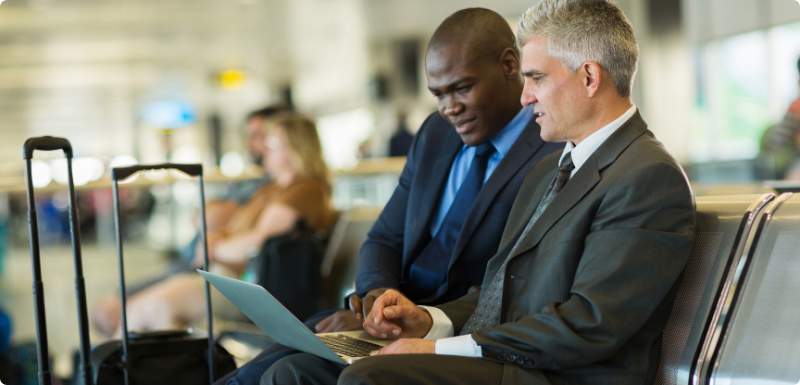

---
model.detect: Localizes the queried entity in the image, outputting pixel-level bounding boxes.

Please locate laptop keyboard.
[319,334,384,358]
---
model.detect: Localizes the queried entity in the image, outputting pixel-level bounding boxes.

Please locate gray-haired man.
[262,1,695,384]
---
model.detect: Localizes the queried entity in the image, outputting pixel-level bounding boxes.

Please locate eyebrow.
[521,70,545,77]
[427,77,474,93]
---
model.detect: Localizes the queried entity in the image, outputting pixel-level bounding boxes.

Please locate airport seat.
[653,193,775,385]
[698,193,800,384]
[319,208,381,310]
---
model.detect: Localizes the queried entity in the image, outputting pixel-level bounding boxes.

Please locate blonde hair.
[516,0,639,97]
[263,112,331,191]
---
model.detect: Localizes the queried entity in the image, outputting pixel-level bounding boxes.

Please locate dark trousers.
[214,310,337,385]
[260,352,511,385]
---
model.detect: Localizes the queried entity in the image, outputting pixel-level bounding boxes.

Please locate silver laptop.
[197,270,393,364]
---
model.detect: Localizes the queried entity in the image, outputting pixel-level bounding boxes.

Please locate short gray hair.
[516,0,639,97]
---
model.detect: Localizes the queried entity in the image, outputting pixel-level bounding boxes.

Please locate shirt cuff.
[419,306,453,341]
[434,334,483,357]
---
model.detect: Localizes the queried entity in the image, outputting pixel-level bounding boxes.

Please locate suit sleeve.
[348,116,432,305]
[468,161,695,370]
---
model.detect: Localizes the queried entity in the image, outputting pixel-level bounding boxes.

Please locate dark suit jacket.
[354,111,563,306]
[438,111,696,385]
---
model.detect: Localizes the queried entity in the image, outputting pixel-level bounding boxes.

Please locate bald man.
[214,8,561,385]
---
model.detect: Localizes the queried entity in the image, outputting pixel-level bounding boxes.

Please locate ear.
[498,48,520,79]
[581,61,602,98]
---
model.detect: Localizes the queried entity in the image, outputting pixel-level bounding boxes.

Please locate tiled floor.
[0,244,170,378]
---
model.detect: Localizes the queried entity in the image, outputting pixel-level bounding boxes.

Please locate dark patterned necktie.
[460,152,575,335]
[406,141,497,299]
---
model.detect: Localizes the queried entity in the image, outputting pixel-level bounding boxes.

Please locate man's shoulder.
[617,130,684,172]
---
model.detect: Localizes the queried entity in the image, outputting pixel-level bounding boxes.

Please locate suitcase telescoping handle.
[23,136,94,385]
[111,163,217,385]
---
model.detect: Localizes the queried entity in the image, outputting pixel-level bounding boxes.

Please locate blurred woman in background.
[92,112,336,335]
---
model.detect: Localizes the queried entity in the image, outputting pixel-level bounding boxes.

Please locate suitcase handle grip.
[111,163,203,181]
[23,136,73,159]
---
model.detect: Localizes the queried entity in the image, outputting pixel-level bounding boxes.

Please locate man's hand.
[348,288,391,320]
[314,310,364,333]
[363,290,432,339]
[370,338,435,356]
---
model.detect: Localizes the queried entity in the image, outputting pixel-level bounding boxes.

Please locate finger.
[314,314,334,332]
[370,295,389,325]
[362,295,376,321]
[363,320,388,339]
[348,296,363,319]
[372,317,401,336]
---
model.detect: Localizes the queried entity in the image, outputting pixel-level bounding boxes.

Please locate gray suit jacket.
[438,111,696,385]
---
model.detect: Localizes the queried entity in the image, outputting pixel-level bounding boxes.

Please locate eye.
[457,85,473,94]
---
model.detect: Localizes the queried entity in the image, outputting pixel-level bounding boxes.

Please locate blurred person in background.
[92,112,336,335]
[760,57,800,179]
[215,7,562,385]
[204,105,291,231]
[388,112,414,157]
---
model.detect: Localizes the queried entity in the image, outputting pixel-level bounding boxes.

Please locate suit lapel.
[510,159,600,257]
[408,127,463,257]
[508,111,649,259]
[447,119,547,268]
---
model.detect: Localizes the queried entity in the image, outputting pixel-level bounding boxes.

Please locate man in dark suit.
[216,8,561,385]
[260,0,696,384]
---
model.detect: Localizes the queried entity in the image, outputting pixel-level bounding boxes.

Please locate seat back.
[707,193,800,384]
[654,193,775,385]
[319,208,381,309]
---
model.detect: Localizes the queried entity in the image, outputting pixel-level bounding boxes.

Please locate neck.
[572,98,633,146]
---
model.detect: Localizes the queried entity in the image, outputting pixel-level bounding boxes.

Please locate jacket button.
[508,354,517,362]
[498,353,507,360]
[524,359,533,366]
[516,356,525,364]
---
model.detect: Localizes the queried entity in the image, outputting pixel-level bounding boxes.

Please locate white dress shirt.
[426,104,638,358]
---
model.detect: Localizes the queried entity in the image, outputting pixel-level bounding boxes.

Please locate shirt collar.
[488,105,533,157]
[559,104,637,173]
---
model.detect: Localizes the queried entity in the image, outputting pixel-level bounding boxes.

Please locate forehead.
[520,36,560,72]
[425,44,486,87]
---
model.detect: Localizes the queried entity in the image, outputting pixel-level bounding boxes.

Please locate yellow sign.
[218,70,247,90]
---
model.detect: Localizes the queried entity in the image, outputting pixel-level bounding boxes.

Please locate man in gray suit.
[261,0,696,384]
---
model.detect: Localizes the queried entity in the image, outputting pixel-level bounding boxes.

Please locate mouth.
[534,112,545,122]
[452,117,477,134]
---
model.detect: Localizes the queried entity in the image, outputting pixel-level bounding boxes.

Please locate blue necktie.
[406,141,497,298]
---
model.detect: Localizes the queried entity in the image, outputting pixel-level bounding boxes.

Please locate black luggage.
[245,220,326,321]
[23,136,95,385]
[90,163,235,385]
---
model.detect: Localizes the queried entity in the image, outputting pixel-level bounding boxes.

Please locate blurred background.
[0,0,799,382]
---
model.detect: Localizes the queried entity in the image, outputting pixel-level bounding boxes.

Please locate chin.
[458,133,481,147]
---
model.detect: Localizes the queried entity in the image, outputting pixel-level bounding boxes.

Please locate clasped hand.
[314,289,436,355]
[362,290,436,355]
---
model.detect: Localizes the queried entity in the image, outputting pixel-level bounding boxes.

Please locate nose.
[520,82,538,107]
[440,96,464,117]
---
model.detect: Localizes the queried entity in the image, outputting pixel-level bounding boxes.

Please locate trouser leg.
[216,309,338,385]
[339,354,505,385]
[261,353,345,385]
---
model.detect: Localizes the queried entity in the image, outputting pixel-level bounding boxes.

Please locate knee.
[339,358,387,385]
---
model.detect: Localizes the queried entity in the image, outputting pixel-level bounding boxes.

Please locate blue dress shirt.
[429,105,534,235]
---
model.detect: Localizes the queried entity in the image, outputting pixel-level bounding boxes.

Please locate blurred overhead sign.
[217,69,247,90]
[141,100,196,130]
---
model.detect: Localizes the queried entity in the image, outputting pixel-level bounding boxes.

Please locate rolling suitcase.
[90,163,235,385]
[22,136,95,385]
